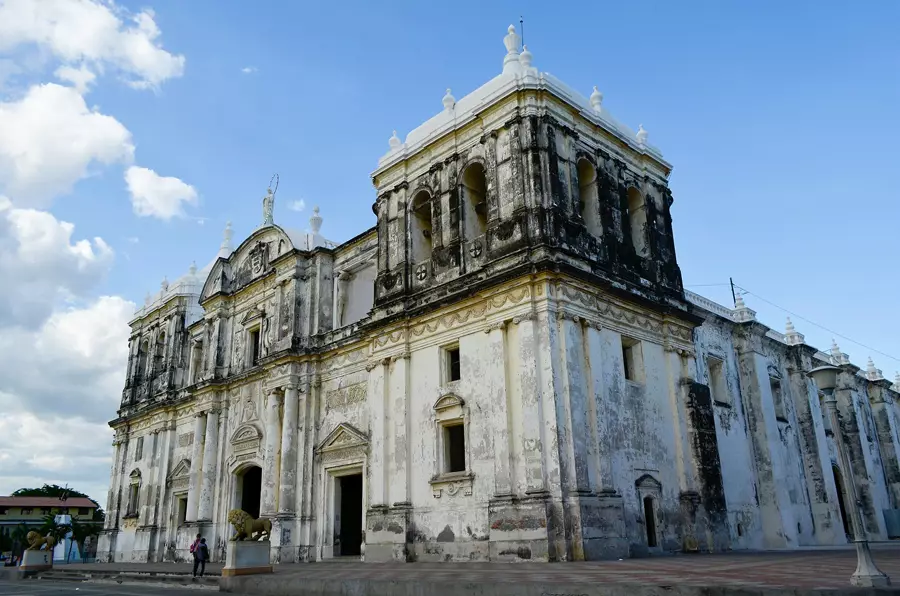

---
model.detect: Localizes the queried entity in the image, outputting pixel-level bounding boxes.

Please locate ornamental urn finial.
[520,45,533,69]
[189,261,197,276]
[309,206,322,233]
[389,130,401,150]
[160,276,169,292]
[442,88,455,111]
[590,86,603,113]
[502,25,522,74]
[636,124,649,147]
[221,221,233,251]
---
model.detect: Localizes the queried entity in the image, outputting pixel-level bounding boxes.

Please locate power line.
[731,283,900,367]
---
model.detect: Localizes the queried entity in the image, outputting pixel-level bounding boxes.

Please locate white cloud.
[0,0,185,90]
[0,204,131,502]
[125,165,198,220]
[241,66,257,74]
[0,197,115,327]
[127,236,139,244]
[0,83,134,207]
[54,63,97,93]
[288,199,306,212]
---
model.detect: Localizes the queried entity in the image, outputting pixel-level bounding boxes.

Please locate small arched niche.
[410,190,433,264]
[154,330,166,372]
[461,163,487,240]
[577,158,602,238]
[626,187,649,258]
[136,339,149,381]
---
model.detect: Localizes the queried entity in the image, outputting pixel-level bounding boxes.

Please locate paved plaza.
[38,544,900,593]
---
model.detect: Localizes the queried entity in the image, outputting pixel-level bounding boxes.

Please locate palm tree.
[39,514,71,554]
[66,519,99,563]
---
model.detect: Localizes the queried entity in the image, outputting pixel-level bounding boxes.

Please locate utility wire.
[730,283,900,367]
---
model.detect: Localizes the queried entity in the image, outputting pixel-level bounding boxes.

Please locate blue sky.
[0,0,897,500]
[112,0,899,367]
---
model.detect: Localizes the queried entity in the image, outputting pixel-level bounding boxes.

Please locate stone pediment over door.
[231,423,262,455]
[167,459,191,491]
[315,422,368,465]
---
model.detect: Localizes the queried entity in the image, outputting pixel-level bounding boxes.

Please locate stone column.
[186,412,207,522]
[389,353,411,507]
[486,322,513,497]
[513,313,545,494]
[198,407,220,520]
[279,383,300,513]
[105,439,124,530]
[261,389,283,515]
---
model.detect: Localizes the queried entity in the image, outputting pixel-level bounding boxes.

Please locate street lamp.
[807,364,890,588]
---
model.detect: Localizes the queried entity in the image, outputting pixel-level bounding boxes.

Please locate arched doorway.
[235,465,262,519]
[832,465,852,540]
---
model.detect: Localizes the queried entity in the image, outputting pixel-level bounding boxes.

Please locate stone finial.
[784,317,805,346]
[144,291,151,305]
[389,130,401,150]
[221,221,233,252]
[502,24,522,74]
[590,86,603,113]
[309,206,322,233]
[866,357,884,382]
[893,372,900,392]
[160,276,169,292]
[830,339,842,364]
[731,293,756,323]
[189,261,197,276]
[442,88,456,111]
[520,45,533,69]
[636,124,649,147]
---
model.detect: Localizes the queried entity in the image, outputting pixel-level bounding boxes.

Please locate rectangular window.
[135,436,144,460]
[444,424,466,473]
[128,484,140,515]
[249,328,261,365]
[22,508,33,515]
[0,507,7,515]
[41,507,51,514]
[176,496,188,525]
[771,379,787,422]
[78,507,89,516]
[708,356,730,406]
[444,345,461,383]
[59,507,69,514]
[621,336,644,383]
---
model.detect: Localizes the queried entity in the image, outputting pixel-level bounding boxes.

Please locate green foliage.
[39,513,71,544]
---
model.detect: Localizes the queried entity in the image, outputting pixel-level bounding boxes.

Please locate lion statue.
[26,531,56,551]
[227,509,271,542]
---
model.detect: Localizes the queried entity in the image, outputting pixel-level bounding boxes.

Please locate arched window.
[136,340,149,382]
[626,187,649,257]
[127,470,142,517]
[154,331,166,374]
[461,163,487,239]
[410,191,433,264]
[577,159,602,238]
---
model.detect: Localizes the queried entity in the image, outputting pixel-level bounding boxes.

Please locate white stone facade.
[98,26,900,564]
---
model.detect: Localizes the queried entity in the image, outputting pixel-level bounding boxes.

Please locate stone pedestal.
[488,494,551,562]
[365,505,411,562]
[19,549,53,574]
[222,540,273,576]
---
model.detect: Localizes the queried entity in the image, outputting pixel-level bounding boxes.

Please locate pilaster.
[198,406,220,520]
[186,413,206,522]
[261,389,283,516]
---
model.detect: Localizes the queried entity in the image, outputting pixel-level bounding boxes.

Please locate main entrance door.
[336,473,362,556]
[236,465,262,519]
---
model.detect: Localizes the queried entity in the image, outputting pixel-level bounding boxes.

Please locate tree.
[39,513,71,546]
[11,524,29,559]
[67,518,100,563]
[12,484,106,522]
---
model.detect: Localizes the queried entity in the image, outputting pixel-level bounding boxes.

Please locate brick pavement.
[61,545,900,591]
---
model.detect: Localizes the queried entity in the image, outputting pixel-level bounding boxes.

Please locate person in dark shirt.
[192,537,209,577]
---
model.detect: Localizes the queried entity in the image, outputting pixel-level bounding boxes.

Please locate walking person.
[192,537,209,578]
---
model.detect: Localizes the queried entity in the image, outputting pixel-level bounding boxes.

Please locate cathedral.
[98,25,900,564]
